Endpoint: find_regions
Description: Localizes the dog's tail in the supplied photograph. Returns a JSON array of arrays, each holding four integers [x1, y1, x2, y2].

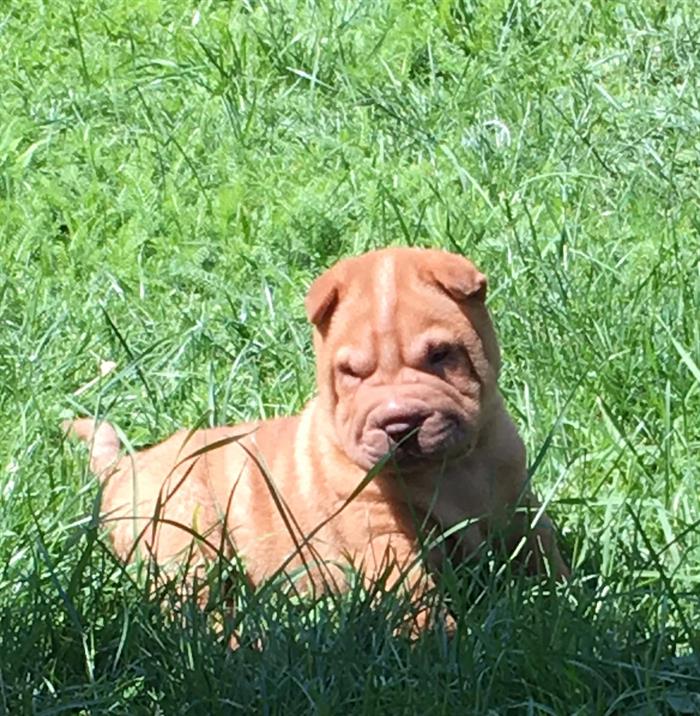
[[63, 418, 121, 478]]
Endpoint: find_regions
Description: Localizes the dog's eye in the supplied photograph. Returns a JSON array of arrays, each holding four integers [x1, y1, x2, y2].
[[335, 349, 373, 384], [337, 362, 361, 383], [427, 344, 452, 366]]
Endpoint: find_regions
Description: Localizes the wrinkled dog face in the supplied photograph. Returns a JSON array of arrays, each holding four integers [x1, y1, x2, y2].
[[306, 248, 501, 471]]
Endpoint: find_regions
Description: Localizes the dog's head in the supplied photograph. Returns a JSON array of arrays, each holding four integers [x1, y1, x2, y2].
[[305, 248, 501, 471]]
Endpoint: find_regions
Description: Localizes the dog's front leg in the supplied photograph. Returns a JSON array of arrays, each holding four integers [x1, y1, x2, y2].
[[361, 534, 455, 638]]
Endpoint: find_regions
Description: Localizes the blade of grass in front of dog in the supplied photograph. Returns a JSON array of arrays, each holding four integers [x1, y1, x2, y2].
[[172, 408, 217, 461], [122, 458, 216, 564], [172, 430, 257, 473], [261, 452, 394, 595], [236, 443, 337, 592], [116, 432, 258, 583], [119, 515, 227, 569]]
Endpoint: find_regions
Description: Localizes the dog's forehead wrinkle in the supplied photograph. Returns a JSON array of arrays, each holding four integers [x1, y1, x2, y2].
[[374, 253, 398, 331], [356, 254, 402, 372]]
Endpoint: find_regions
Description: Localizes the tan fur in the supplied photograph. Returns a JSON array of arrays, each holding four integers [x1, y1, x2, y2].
[[65, 248, 569, 628]]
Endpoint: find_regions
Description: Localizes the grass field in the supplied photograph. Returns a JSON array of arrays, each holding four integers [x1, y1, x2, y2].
[[1, 0, 699, 712]]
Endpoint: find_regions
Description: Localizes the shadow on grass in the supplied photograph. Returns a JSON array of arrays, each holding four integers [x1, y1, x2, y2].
[[2, 523, 698, 715]]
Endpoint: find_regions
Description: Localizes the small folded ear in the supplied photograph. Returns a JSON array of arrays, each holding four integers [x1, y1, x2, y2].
[[305, 266, 341, 328], [426, 252, 487, 302]]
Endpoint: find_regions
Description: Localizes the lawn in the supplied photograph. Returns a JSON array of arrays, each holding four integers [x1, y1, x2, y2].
[[1, 0, 699, 712]]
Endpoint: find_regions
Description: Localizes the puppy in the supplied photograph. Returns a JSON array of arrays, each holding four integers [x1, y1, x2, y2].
[[66, 248, 568, 628]]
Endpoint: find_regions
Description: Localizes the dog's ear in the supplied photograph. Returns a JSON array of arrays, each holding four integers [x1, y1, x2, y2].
[[305, 266, 341, 328], [426, 252, 487, 303]]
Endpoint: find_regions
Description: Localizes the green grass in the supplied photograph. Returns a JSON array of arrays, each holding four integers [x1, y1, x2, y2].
[[1, 0, 699, 712]]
